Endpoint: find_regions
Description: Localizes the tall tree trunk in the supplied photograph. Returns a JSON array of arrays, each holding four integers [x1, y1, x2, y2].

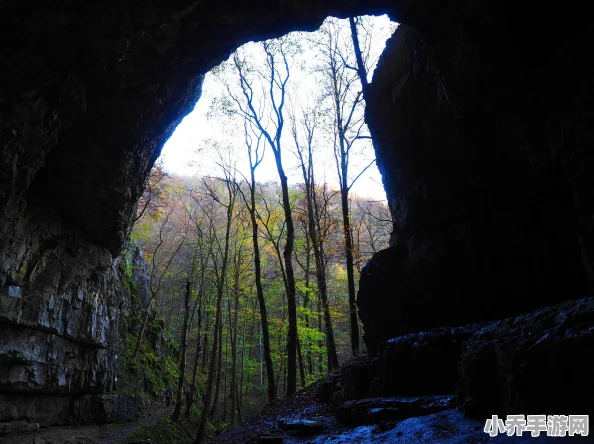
[[295, 125, 340, 371], [187, 280, 204, 417], [240, 314, 248, 408], [201, 333, 208, 371], [230, 261, 240, 424], [133, 300, 153, 358], [297, 336, 306, 388], [209, 319, 223, 418], [317, 294, 323, 374], [247, 168, 276, 401], [235, 380, 243, 422], [340, 189, 359, 356], [331, 63, 360, 356], [223, 326, 228, 422], [194, 183, 236, 444], [172, 280, 192, 422], [187, 330, 201, 417], [276, 160, 298, 397], [347, 15, 378, 356], [303, 235, 314, 376]]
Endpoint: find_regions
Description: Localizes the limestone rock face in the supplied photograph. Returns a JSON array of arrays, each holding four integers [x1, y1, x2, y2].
[[321, 298, 594, 432], [0, 210, 127, 400], [0, 208, 147, 424], [0, 393, 147, 426], [458, 297, 594, 418], [361, 12, 594, 349]]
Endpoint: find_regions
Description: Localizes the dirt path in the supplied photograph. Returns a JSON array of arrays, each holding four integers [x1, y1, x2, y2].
[[0, 405, 173, 444]]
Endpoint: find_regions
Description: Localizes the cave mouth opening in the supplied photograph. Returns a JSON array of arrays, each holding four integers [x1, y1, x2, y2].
[[153, 14, 398, 205], [129, 14, 399, 372]]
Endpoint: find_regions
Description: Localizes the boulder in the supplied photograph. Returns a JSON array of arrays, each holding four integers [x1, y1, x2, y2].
[[381, 325, 476, 397], [458, 297, 594, 418], [335, 395, 455, 426]]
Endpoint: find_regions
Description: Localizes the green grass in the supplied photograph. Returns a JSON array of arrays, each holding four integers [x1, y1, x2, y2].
[[124, 416, 195, 444]]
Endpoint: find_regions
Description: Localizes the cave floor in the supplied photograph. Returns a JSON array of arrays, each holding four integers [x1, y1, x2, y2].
[[0, 404, 172, 444]]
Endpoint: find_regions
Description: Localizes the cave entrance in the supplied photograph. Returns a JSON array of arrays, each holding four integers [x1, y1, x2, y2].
[[157, 15, 397, 203], [129, 15, 398, 403]]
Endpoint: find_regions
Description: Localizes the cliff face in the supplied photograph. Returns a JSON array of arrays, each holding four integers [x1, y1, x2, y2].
[[360, 13, 594, 353], [0, 208, 130, 424]]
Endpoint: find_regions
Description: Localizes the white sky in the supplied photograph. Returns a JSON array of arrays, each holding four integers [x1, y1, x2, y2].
[[160, 15, 397, 202]]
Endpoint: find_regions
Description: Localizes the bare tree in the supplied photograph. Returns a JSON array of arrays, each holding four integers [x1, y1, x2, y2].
[[229, 38, 299, 396], [237, 121, 276, 401], [194, 159, 239, 444], [134, 203, 186, 358], [314, 18, 377, 356], [290, 105, 340, 371], [171, 279, 192, 422]]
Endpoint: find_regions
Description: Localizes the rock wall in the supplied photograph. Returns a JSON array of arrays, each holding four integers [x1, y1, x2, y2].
[[321, 297, 594, 427], [360, 12, 594, 352], [0, 206, 133, 424]]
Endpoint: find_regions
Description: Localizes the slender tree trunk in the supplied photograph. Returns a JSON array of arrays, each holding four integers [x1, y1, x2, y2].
[[295, 127, 340, 371], [134, 297, 156, 358], [201, 333, 208, 371], [209, 319, 223, 418], [194, 184, 236, 444], [172, 280, 191, 422], [341, 190, 359, 356], [187, 330, 201, 417], [297, 337, 306, 388], [247, 169, 276, 401], [235, 380, 242, 422], [230, 262, 240, 424], [234, 41, 296, 397], [223, 327, 228, 422], [303, 235, 313, 376], [331, 62, 360, 356], [317, 295, 323, 374], [187, 282, 204, 417], [240, 314, 247, 409], [276, 161, 298, 397], [311, 192, 340, 370]]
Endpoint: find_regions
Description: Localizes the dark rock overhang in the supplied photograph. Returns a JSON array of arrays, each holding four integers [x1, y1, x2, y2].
[[1, 0, 402, 255], [1, 0, 591, 257]]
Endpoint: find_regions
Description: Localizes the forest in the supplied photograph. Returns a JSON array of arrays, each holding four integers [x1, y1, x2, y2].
[[121, 15, 395, 443]]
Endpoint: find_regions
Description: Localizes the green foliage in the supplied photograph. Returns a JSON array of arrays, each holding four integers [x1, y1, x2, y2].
[[125, 415, 194, 444], [120, 329, 178, 396], [120, 247, 136, 294]]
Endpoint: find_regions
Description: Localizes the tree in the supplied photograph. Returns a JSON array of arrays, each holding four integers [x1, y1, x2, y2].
[[171, 279, 192, 422], [229, 38, 299, 396], [237, 121, 276, 401], [134, 202, 186, 358], [290, 105, 340, 371], [194, 159, 239, 444], [134, 159, 169, 225], [313, 18, 377, 356]]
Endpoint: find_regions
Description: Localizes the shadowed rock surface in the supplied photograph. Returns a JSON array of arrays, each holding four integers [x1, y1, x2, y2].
[[360, 20, 594, 352]]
